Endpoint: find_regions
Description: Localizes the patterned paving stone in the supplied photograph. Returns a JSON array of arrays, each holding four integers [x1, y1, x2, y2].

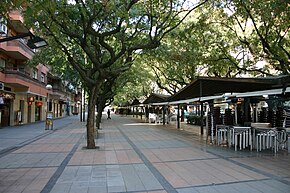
[[231, 154, 290, 177], [53, 164, 163, 193], [153, 158, 268, 188], [0, 153, 67, 168], [176, 179, 290, 193], [13, 143, 75, 153], [34, 138, 80, 144], [142, 147, 217, 162], [0, 168, 56, 193], [68, 149, 142, 165], [133, 139, 189, 149], [1, 115, 290, 193]]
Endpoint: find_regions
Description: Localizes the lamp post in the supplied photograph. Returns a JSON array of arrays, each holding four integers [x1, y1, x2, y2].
[[45, 84, 53, 130], [0, 32, 48, 49], [46, 84, 52, 110]]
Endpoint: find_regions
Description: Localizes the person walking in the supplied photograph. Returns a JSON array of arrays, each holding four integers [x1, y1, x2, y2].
[[107, 109, 111, 120]]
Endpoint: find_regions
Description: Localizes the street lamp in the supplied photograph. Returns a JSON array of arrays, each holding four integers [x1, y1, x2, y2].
[[27, 36, 47, 49], [46, 84, 52, 111], [45, 84, 53, 130], [0, 32, 48, 49]]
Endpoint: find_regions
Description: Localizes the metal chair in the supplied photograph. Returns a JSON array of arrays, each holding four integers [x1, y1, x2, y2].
[[231, 127, 252, 151], [256, 129, 278, 153], [216, 125, 230, 146]]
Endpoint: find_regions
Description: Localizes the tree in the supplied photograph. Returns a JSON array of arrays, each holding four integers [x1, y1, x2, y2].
[[142, 0, 289, 95], [209, 0, 290, 75], [27, 41, 82, 87], [0, 1, 24, 15], [113, 55, 156, 105], [20, 0, 208, 149], [140, 4, 241, 94]]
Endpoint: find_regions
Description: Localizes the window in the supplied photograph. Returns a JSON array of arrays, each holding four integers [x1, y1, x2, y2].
[[41, 73, 45, 82], [0, 59, 5, 69], [32, 69, 38, 79], [19, 66, 25, 73], [0, 17, 7, 36], [13, 64, 18, 70], [0, 82, 4, 90]]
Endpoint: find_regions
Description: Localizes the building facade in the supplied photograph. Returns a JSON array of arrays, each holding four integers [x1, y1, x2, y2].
[[47, 73, 78, 119], [0, 9, 76, 127]]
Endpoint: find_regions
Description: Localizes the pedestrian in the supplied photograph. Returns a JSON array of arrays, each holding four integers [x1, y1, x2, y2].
[[107, 109, 111, 120]]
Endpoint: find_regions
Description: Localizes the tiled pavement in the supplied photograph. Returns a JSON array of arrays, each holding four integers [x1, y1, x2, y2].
[[0, 115, 289, 193]]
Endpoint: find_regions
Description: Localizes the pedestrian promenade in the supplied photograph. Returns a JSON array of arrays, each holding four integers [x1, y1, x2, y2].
[[0, 114, 289, 193]]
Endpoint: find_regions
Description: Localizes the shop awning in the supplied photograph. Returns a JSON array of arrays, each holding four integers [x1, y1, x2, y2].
[[169, 76, 289, 102], [168, 97, 200, 105], [236, 88, 283, 98]]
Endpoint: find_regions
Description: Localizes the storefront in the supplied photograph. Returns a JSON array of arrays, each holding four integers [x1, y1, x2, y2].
[[27, 95, 46, 123], [35, 101, 43, 121], [0, 91, 15, 127]]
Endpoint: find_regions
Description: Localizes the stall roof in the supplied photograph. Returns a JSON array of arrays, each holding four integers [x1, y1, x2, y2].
[[131, 99, 141, 106], [169, 76, 290, 102], [143, 93, 170, 105], [119, 101, 130, 107]]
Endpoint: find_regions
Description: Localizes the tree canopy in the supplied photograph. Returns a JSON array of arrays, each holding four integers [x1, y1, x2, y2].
[[15, 0, 207, 148], [112, 0, 289, 103], [209, 0, 290, 75], [1, 0, 288, 146]]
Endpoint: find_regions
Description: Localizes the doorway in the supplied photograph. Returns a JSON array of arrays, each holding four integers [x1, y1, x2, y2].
[[0, 99, 11, 127], [35, 106, 41, 121], [20, 100, 24, 123], [28, 104, 32, 123]]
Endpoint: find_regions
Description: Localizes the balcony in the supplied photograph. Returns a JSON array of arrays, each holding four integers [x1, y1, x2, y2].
[[8, 10, 29, 34], [50, 86, 67, 100], [0, 38, 34, 60], [0, 69, 46, 96]]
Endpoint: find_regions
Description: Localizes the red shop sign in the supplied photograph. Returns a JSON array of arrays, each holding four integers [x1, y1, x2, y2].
[[36, 102, 43, 106], [28, 97, 35, 102]]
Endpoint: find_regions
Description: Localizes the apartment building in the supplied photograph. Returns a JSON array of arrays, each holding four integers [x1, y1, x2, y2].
[[47, 73, 79, 119], [0, 10, 76, 127]]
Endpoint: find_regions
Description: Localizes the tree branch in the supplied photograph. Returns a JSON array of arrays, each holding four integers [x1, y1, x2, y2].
[[160, 0, 208, 40], [42, 23, 96, 86]]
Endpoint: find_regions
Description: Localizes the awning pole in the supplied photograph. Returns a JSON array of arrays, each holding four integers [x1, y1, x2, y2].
[[177, 104, 180, 129], [200, 102, 204, 135]]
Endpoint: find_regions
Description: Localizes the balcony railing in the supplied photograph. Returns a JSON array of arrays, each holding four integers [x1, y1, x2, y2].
[[52, 87, 67, 94], [3, 67, 30, 76], [6, 39, 34, 56], [2, 68, 45, 86], [4, 68, 29, 77]]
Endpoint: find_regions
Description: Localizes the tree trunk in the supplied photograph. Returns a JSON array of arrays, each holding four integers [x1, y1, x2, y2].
[[96, 99, 106, 130], [86, 88, 98, 149]]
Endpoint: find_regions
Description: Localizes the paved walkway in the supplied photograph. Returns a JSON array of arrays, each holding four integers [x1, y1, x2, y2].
[[0, 114, 289, 193], [0, 116, 79, 153]]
